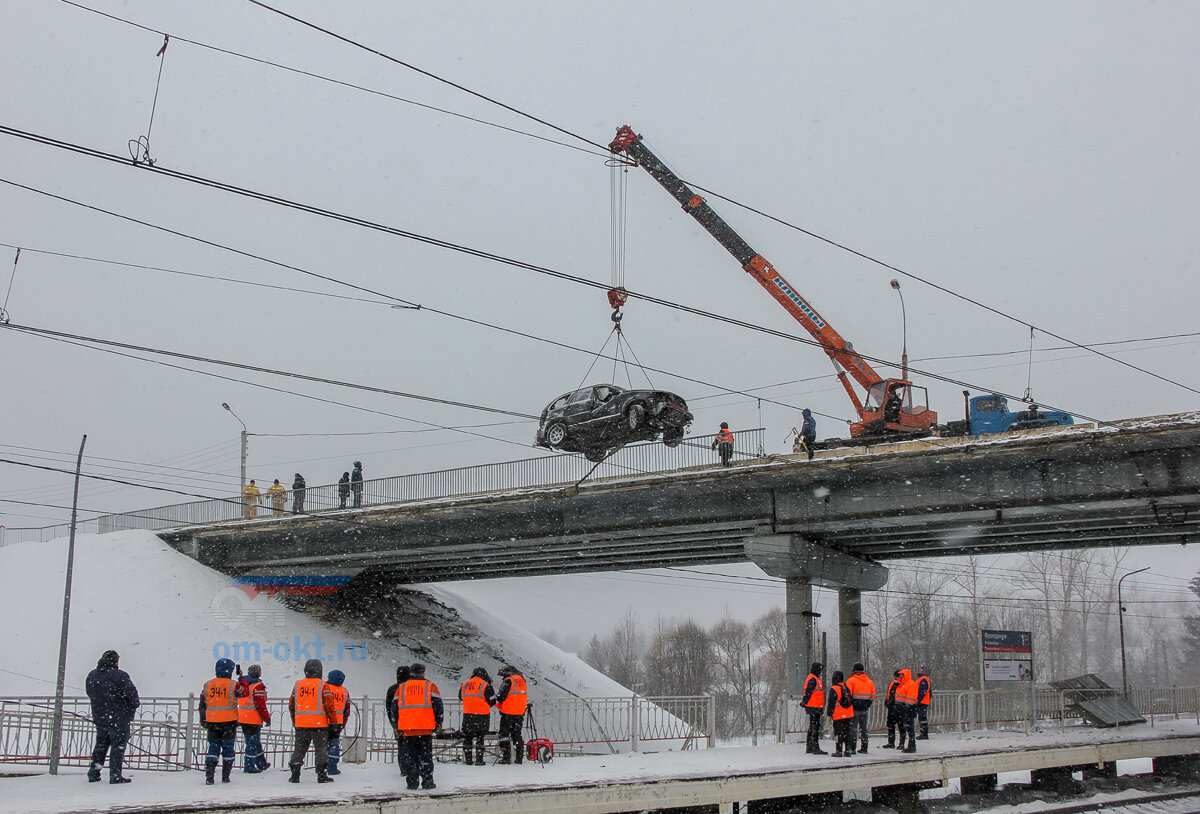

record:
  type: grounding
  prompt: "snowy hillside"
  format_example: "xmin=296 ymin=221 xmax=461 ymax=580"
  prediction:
xmin=0 ymin=530 xmax=630 ymax=701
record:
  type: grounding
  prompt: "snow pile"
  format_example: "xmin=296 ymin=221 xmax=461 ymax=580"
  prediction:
xmin=0 ymin=530 xmax=627 ymax=701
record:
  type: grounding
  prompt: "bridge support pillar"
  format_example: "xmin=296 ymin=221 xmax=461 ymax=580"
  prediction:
xmin=785 ymin=577 xmax=815 ymax=697
xmin=838 ymin=588 xmax=863 ymax=669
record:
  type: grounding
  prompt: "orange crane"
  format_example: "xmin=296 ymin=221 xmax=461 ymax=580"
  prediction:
xmin=609 ymin=125 xmax=938 ymax=439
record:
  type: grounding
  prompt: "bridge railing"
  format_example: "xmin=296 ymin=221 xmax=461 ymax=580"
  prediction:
xmin=80 ymin=428 xmax=767 ymax=537
xmin=0 ymin=692 xmax=716 ymax=772
xmin=777 ymin=686 xmax=1200 ymax=742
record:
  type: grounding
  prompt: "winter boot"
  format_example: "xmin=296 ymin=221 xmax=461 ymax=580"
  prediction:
xmin=498 ymin=749 xmax=511 ymax=765
xmin=110 ymin=775 xmax=132 ymax=784
xmin=858 ymin=744 xmax=868 ymax=754
xmin=917 ymin=724 xmax=929 ymax=740
xmin=462 ymin=746 xmax=473 ymax=765
xmin=515 ymin=747 xmax=523 ymax=765
xmin=87 ymin=764 xmax=102 ymax=783
xmin=832 ymin=748 xmax=843 ymax=757
xmin=474 ymin=748 xmax=484 ymax=766
xmin=317 ymin=773 xmax=334 ymax=784
xmin=288 ymin=763 xmax=301 ymax=783
xmin=903 ymin=743 xmax=917 ymax=753
xmin=205 ymin=763 xmax=216 ymax=785
xmin=221 ymin=761 xmax=233 ymax=783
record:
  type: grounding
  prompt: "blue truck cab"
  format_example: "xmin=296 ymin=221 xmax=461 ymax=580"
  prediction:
xmin=944 ymin=392 xmax=1073 ymax=438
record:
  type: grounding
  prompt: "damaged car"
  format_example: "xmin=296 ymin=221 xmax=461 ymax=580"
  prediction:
xmin=535 ymin=383 xmax=693 ymax=462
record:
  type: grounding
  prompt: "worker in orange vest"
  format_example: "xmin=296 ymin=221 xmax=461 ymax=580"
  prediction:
xmin=893 ymin=668 xmax=919 ymax=753
xmin=396 ymin=662 xmax=443 ymax=790
xmin=323 ymin=670 xmax=351 ymax=775
xmin=844 ymin=662 xmax=876 ymax=754
xmin=235 ymin=663 xmax=271 ymax=773
xmin=800 ymin=661 xmax=827 ymax=755
xmin=458 ymin=667 xmax=496 ymax=765
xmin=288 ymin=658 xmax=336 ymax=784
xmin=915 ymin=667 xmax=932 ymax=739
xmin=826 ymin=670 xmax=857 ymax=757
xmin=882 ymin=669 xmax=901 ymax=748
xmin=495 ymin=665 xmax=528 ymax=764
xmin=199 ymin=658 xmax=239 ymax=785
xmin=711 ymin=423 xmax=735 ymax=466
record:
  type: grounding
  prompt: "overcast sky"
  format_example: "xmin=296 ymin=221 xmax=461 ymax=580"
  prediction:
xmin=2 ymin=1 xmax=1197 ymax=640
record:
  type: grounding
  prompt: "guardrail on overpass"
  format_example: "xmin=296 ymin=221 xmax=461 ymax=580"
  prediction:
xmin=0 ymin=430 xmax=767 ymax=545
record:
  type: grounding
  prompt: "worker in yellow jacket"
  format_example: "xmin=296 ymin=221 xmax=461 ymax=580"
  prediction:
xmin=241 ymin=480 xmax=261 ymax=520
xmin=266 ymin=479 xmax=287 ymax=517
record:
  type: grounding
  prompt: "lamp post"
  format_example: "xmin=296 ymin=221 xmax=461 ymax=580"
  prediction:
xmin=1118 ymin=566 xmax=1149 ymax=699
xmin=222 ymin=402 xmax=248 ymax=488
xmin=890 ymin=279 xmax=908 ymax=380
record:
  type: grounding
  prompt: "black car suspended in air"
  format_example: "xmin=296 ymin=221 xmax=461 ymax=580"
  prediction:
xmin=535 ymin=384 xmax=693 ymax=462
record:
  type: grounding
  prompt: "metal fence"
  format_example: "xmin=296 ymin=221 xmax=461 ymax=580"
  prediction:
xmin=0 ymin=693 xmax=716 ymax=772
xmin=778 ymin=686 xmax=1200 ymax=742
xmin=45 ymin=428 xmax=763 ymax=539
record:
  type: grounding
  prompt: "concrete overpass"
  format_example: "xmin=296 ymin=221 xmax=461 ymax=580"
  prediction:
xmin=160 ymin=413 xmax=1200 ymax=693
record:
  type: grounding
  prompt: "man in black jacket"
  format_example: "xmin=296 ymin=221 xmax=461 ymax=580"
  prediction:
xmin=291 ymin=473 xmax=306 ymax=514
xmin=85 ymin=650 xmax=140 ymax=784
xmin=350 ymin=461 xmax=364 ymax=508
xmin=385 ymin=665 xmax=411 ymax=776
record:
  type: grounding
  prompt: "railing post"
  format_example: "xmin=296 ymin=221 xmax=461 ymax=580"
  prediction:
xmin=707 ymin=693 xmax=716 ymax=749
xmin=184 ymin=692 xmax=195 ymax=770
xmin=630 ymin=695 xmax=638 ymax=753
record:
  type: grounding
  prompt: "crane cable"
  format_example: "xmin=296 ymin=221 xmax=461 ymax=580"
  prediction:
xmin=1 ymin=247 xmax=18 ymax=323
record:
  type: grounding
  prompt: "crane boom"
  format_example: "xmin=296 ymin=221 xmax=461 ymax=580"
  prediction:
xmin=610 ymin=125 xmax=937 ymax=437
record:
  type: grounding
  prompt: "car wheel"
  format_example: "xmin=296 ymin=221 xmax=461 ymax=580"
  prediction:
xmin=546 ymin=422 xmax=568 ymax=447
xmin=626 ymin=403 xmax=646 ymax=430
xmin=662 ymin=428 xmax=684 ymax=448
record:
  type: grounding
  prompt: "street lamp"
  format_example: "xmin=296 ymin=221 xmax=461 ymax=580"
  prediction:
xmin=1118 ymin=566 xmax=1149 ymax=698
xmin=222 ymin=402 xmax=248 ymax=488
xmin=890 ymin=279 xmax=908 ymax=380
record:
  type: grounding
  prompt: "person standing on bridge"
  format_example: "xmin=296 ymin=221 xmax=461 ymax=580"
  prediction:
xmin=882 ymin=669 xmax=901 ymax=749
xmin=292 ymin=473 xmax=306 ymax=514
xmin=351 ymin=461 xmax=364 ymax=508
xmin=85 ymin=649 xmax=139 ymax=784
xmin=801 ymin=662 xmax=827 ymax=755
xmin=711 ymin=423 xmax=735 ymax=467
xmin=495 ymin=665 xmax=528 ymax=764
xmin=396 ymin=662 xmax=443 ymax=790
xmin=241 ymin=479 xmax=261 ymax=520
xmin=800 ymin=409 xmax=817 ymax=460
xmin=337 ymin=472 xmax=350 ymax=509
xmin=459 ymin=667 xmax=496 ymax=765
xmin=915 ymin=667 xmax=932 ymax=740
xmin=199 ymin=658 xmax=239 ymax=785
xmin=893 ymin=668 xmax=918 ymax=753
xmin=235 ymin=663 xmax=271 ymax=773
xmin=267 ymin=479 xmax=287 ymax=517
xmin=288 ymin=658 xmax=336 ymax=784
xmin=845 ymin=662 xmax=875 ymax=753
xmin=323 ymin=670 xmax=351 ymax=775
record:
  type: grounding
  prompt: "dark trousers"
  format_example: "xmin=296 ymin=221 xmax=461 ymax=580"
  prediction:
xmin=498 ymin=712 xmax=525 ymax=762
xmin=352 ymin=486 xmax=363 ymax=508
xmin=401 ymin=734 xmax=434 ymax=787
xmin=885 ymin=704 xmax=899 ymax=743
xmin=327 ymin=725 xmax=342 ymax=774
xmin=898 ymin=704 xmax=916 ymax=746
xmin=917 ymin=703 xmax=929 ymax=736
xmin=802 ymin=433 xmax=815 ymax=460
xmin=854 ymin=708 xmax=870 ymax=748
xmin=292 ymin=493 xmax=305 ymax=514
xmin=394 ymin=735 xmax=410 ymax=776
xmin=804 ymin=707 xmax=823 ymax=752
xmin=205 ymin=722 xmax=237 ymax=765
xmin=832 ymin=716 xmax=857 ymax=754
xmin=89 ymin=721 xmax=131 ymax=780
xmin=290 ymin=726 xmax=329 ymax=777
xmin=717 ymin=441 xmax=733 ymax=466
xmin=461 ymin=712 xmax=489 ymax=764
xmin=240 ymin=723 xmax=267 ymax=772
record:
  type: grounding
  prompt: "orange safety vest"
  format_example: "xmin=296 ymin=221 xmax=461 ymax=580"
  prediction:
xmin=831 ymin=684 xmax=855 ymax=721
xmin=845 ymin=672 xmax=876 ymax=704
xmin=461 ymin=676 xmax=491 ymax=716
xmin=292 ymin=677 xmax=328 ymax=728
xmin=396 ymin=679 xmax=439 ymax=734
xmin=916 ymin=675 xmax=932 ymax=706
xmin=203 ymin=677 xmax=238 ymax=723
xmin=716 ymin=428 xmax=734 ymax=444
xmin=802 ymin=673 xmax=824 ymax=709
xmin=497 ymin=674 xmax=527 ymax=716
xmin=323 ymin=683 xmax=348 ymax=726
xmin=894 ymin=676 xmax=918 ymax=705
xmin=237 ymin=684 xmax=263 ymax=725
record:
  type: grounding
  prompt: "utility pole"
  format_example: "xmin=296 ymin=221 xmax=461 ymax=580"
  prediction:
xmin=222 ymin=402 xmax=248 ymax=487
xmin=49 ymin=434 xmax=86 ymax=775
xmin=890 ymin=279 xmax=908 ymax=380
xmin=1118 ymin=566 xmax=1149 ymax=699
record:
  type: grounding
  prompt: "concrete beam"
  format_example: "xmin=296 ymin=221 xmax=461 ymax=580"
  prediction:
xmin=745 ymin=536 xmax=888 ymax=591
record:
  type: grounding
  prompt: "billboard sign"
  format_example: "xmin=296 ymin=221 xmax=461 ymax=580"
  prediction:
xmin=981 ymin=629 xmax=1032 ymax=655
xmin=983 ymin=659 xmax=1033 ymax=681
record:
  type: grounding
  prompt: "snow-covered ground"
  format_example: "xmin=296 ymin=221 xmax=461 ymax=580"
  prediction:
xmin=0 ymin=530 xmax=630 ymax=700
